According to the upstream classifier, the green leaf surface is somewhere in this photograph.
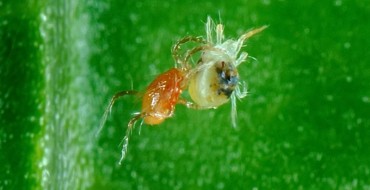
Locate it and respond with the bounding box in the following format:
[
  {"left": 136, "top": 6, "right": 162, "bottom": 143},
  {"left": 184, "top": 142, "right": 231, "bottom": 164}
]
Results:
[{"left": 1, "top": 0, "right": 369, "bottom": 189}]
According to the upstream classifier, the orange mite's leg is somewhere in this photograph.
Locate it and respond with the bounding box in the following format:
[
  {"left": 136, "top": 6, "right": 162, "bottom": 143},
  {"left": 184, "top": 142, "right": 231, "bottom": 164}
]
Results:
[
  {"left": 183, "top": 45, "right": 207, "bottom": 64},
  {"left": 98, "top": 89, "right": 148, "bottom": 165},
  {"left": 97, "top": 90, "right": 138, "bottom": 136},
  {"left": 119, "top": 112, "right": 146, "bottom": 165},
  {"left": 182, "top": 45, "right": 222, "bottom": 78},
  {"left": 172, "top": 36, "right": 205, "bottom": 70},
  {"left": 183, "top": 45, "right": 222, "bottom": 64}
]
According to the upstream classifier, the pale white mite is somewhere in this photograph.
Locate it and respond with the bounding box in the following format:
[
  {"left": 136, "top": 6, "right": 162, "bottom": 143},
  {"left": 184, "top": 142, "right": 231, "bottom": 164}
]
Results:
[{"left": 187, "top": 17, "right": 267, "bottom": 127}]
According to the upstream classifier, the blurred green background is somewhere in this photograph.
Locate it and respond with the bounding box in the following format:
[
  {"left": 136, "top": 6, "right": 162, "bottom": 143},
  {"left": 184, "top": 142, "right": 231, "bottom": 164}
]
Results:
[{"left": 1, "top": 0, "right": 369, "bottom": 189}]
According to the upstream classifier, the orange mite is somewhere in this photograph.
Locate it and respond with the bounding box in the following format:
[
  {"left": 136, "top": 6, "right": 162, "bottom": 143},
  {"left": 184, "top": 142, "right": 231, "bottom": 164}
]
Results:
[
  {"left": 97, "top": 31, "right": 206, "bottom": 164},
  {"left": 97, "top": 68, "right": 187, "bottom": 164},
  {"left": 141, "top": 68, "right": 185, "bottom": 125}
]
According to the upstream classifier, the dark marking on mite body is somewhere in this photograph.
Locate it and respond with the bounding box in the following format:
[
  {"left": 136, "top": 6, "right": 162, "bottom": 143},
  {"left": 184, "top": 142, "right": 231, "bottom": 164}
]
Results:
[{"left": 215, "top": 61, "right": 239, "bottom": 98}]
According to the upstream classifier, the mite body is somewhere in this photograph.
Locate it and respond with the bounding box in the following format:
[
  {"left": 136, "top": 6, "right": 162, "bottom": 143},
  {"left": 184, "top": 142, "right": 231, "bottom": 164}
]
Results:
[
  {"left": 187, "top": 17, "right": 267, "bottom": 127},
  {"left": 98, "top": 17, "right": 266, "bottom": 164},
  {"left": 98, "top": 68, "right": 187, "bottom": 164},
  {"left": 189, "top": 57, "right": 239, "bottom": 107},
  {"left": 141, "top": 68, "right": 185, "bottom": 125}
]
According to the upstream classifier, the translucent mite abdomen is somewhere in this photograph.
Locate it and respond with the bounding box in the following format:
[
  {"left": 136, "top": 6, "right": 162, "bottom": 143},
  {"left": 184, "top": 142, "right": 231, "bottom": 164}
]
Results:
[{"left": 189, "top": 59, "right": 239, "bottom": 108}]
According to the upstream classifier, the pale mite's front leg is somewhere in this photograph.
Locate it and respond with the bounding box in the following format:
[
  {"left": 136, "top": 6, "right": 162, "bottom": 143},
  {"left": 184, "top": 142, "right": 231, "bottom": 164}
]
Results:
[{"left": 177, "top": 98, "right": 216, "bottom": 110}]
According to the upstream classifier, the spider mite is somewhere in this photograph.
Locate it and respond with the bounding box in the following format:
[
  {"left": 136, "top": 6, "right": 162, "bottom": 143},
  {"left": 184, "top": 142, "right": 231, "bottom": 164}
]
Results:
[{"left": 98, "top": 17, "right": 266, "bottom": 164}]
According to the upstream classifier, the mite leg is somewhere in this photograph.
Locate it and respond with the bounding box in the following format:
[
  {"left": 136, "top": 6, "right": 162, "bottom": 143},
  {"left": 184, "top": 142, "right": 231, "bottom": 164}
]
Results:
[
  {"left": 205, "top": 16, "right": 224, "bottom": 43},
  {"left": 172, "top": 36, "right": 205, "bottom": 69},
  {"left": 96, "top": 90, "right": 138, "bottom": 136},
  {"left": 235, "top": 52, "right": 248, "bottom": 67},
  {"left": 230, "top": 93, "right": 238, "bottom": 129},
  {"left": 118, "top": 112, "right": 145, "bottom": 165},
  {"left": 183, "top": 45, "right": 222, "bottom": 64},
  {"left": 183, "top": 46, "right": 206, "bottom": 64},
  {"left": 177, "top": 98, "right": 216, "bottom": 110},
  {"left": 235, "top": 25, "right": 268, "bottom": 55},
  {"left": 206, "top": 16, "right": 214, "bottom": 43},
  {"left": 183, "top": 45, "right": 220, "bottom": 78}
]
